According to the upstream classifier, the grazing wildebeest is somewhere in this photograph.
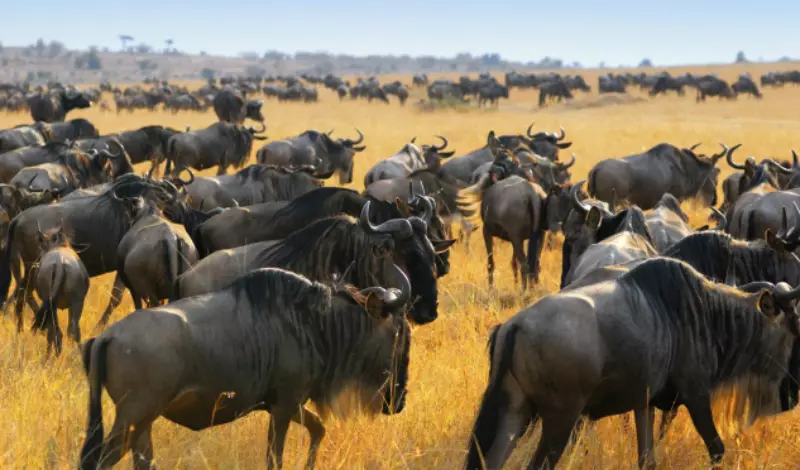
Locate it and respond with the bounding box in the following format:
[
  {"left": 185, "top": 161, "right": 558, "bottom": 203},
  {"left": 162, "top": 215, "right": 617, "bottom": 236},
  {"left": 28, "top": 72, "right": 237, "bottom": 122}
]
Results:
[
  {"left": 363, "top": 136, "right": 454, "bottom": 186},
  {"left": 176, "top": 203, "right": 445, "bottom": 325},
  {"left": 80, "top": 125, "right": 183, "bottom": 176},
  {"left": 457, "top": 153, "right": 570, "bottom": 291},
  {"left": 0, "top": 141, "right": 90, "bottom": 183},
  {"left": 645, "top": 193, "right": 693, "bottom": 252},
  {"left": 97, "top": 199, "right": 198, "bottom": 326},
  {"left": 732, "top": 75, "right": 762, "bottom": 99},
  {"left": 695, "top": 77, "right": 735, "bottom": 101},
  {"left": 588, "top": 143, "right": 730, "bottom": 209},
  {"left": 27, "top": 90, "right": 92, "bottom": 122},
  {"left": 412, "top": 73, "right": 429, "bottom": 87},
  {"left": 165, "top": 121, "right": 267, "bottom": 176},
  {"left": 184, "top": 164, "right": 330, "bottom": 210},
  {"left": 213, "top": 87, "right": 265, "bottom": 123},
  {"left": 257, "top": 129, "right": 365, "bottom": 185},
  {"left": 0, "top": 174, "right": 184, "bottom": 330},
  {"left": 538, "top": 80, "right": 573, "bottom": 107},
  {"left": 427, "top": 82, "right": 465, "bottom": 101},
  {"left": 477, "top": 83, "right": 509, "bottom": 107},
  {"left": 382, "top": 81, "right": 410, "bottom": 105},
  {"left": 648, "top": 75, "right": 685, "bottom": 96},
  {"left": 30, "top": 226, "right": 89, "bottom": 356},
  {"left": 465, "top": 257, "right": 800, "bottom": 470},
  {"left": 79, "top": 264, "right": 412, "bottom": 470},
  {"left": 598, "top": 75, "right": 626, "bottom": 94}
]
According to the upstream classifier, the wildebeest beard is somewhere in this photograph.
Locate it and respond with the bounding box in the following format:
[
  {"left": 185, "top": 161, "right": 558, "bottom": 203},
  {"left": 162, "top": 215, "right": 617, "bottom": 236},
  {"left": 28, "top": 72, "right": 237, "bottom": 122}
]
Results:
[
  {"left": 226, "top": 267, "right": 410, "bottom": 417},
  {"left": 251, "top": 216, "right": 438, "bottom": 324},
  {"left": 618, "top": 259, "right": 793, "bottom": 426}
]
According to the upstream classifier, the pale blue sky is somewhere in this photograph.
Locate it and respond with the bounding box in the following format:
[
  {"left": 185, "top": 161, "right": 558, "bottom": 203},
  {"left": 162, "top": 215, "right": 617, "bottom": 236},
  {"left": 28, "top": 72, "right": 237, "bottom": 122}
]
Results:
[{"left": 2, "top": 0, "right": 797, "bottom": 66}]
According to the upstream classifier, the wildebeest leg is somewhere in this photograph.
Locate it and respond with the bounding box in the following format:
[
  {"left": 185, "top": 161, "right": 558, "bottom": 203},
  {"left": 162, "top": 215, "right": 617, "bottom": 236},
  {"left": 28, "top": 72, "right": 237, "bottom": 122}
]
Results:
[
  {"left": 511, "top": 238, "right": 528, "bottom": 292},
  {"left": 291, "top": 406, "right": 326, "bottom": 469},
  {"left": 45, "top": 306, "right": 63, "bottom": 356},
  {"left": 15, "top": 265, "right": 38, "bottom": 332},
  {"left": 530, "top": 407, "right": 582, "bottom": 470},
  {"left": 131, "top": 424, "right": 154, "bottom": 470},
  {"left": 483, "top": 226, "right": 494, "bottom": 288},
  {"left": 98, "top": 273, "right": 126, "bottom": 327},
  {"left": 634, "top": 407, "right": 656, "bottom": 470},
  {"left": 657, "top": 407, "right": 678, "bottom": 442},
  {"left": 266, "top": 407, "right": 293, "bottom": 470},
  {"left": 96, "top": 413, "right": 158, "bottom": 469},
  {"left": 68, "top": 295, "right": 85, "bottom": 345},
  {"left": 483, "top": 381, "right": 536, "bottom": 469},
  {"left": 528, "top": 230, "right": 545, "bottom": 287},
  {"left": 511, "top": 256, "right": 518, "bottom": 286},
  {"left": 684, "top": 396, "right": 724, "bottom": 465}
]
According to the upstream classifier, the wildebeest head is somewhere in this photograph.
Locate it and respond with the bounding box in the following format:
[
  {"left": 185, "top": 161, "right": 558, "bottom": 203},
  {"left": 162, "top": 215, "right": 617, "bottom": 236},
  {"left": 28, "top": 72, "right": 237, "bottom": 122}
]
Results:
[
  {"left": 245, "top": 99, "right": 264, "bottom": 122},
  {"left": 727, "top": 145, "right": 791, "bottom": 194},
  {"left": 319, "top": 128, "right": 366, "bottom": 184},
  {"left": 36, "top": 225, "right": 71, "bottom": 252},
  {"left": 394, "top": 188, "right": 456, "bottom": 277},
  {"left": 682, "top": 142, "right": 730, "bottom": 205},
  {"left": 60, "top": 90, "right": 92, "bottom": 113},
  {"left": 419, "top": 135, "right": 455, "bottom": 171},
  {"left": 229, "top": 122, "right": 267, "bottom": 168},
  {"left": 100, "top": 138, "right": 135, "bottom": 179},
  {"left": 361, "top": 201, "right": 443, "bottom": 324},
  {"left": 0, "top": 185, "right": 58, "bottom": 218},
  {"left": 346, "top": 262, "right": 412, "bottom": 414},
  {"left": 543, "top": 183, "right": 576, "bottom": 232},
  {"left": 525, "top": 123, "right": 572, "bottom": 160}
]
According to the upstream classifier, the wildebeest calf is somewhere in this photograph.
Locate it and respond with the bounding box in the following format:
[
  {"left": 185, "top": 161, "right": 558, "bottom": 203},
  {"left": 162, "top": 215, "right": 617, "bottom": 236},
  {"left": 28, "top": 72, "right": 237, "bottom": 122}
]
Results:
[{"left": 31, "top": 227, "right": 89, "bottom": 355}]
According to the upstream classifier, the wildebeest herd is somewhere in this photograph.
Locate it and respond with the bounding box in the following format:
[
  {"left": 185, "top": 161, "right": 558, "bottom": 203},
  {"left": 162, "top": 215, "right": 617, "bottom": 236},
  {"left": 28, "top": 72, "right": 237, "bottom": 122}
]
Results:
[{"left": 2, "top": 72, "right": 800, "bottom": 470}]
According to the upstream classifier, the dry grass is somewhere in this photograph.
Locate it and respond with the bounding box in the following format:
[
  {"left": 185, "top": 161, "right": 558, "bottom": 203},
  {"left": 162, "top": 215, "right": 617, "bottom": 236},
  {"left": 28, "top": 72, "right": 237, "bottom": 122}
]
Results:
[{"left": 3, "top": 63, "right": 800, "bottom": 469}]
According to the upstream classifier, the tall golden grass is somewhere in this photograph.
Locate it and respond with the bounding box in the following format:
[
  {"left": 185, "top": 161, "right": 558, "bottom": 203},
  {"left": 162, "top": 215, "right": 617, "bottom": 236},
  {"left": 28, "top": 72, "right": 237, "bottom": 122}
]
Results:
[{"left": 3, "top": 63, "right": 800, "bottom": 469}]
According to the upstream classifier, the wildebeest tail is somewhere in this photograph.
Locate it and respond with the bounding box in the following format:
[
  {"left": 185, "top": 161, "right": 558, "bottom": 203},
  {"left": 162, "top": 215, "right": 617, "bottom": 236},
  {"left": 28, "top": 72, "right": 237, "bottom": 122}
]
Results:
[
  {"left": 0, "top": 217, "right": 19, "bottom": 303},
  {"left": 79, "top": 337, "right": 110, "bottom": 470},
  {"left": 587, "top": 166, "right": 599, "bottom": 198},
  {"left": 166, "top": 236, "right": 182, "bottom": 302},
  {"left": 465, "top": 323, "right": 520, "bottom": 470},
  {"left": 164, "top": 135, "right": 177, "bottom": 175},
  {"left": 31, "top": 265, "right": 64, "bottom": 332},
  {"left": 456, "top": 174, "right": 489, "bottom": 226}
]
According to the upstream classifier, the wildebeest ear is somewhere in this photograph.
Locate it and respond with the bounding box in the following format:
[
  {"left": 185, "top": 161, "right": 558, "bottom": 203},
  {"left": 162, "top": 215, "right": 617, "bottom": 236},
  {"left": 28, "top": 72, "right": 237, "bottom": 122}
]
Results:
[
  {"left": 432, "top": 238, "right": 457, "bottom": 254},
  {"left": 586, "top": 206, "right": 603, "bottom": 230},
  {"left": 756, "top": 290, "right": 779, "bottom": 317},
  {"left": 364, "top": 292, "right": 388, "bottom": 318},
  {"left": 487, "top": 131, "right": 499, "bottom": 153}
]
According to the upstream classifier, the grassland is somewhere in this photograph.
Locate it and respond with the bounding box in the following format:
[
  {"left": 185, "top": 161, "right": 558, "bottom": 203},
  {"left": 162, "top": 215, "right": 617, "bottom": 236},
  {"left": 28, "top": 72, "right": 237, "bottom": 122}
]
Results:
[{"left": 2, "top": 63, "right": 800, "bottom": 469}]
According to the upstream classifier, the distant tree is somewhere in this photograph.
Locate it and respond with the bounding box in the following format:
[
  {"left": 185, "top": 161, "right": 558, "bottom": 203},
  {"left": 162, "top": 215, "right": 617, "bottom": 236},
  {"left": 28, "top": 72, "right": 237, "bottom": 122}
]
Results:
[
  {"left": 200, "top": 67, "right": 217, "bottom": 80},
  {"left": 779, "top": 56, "right": 793, "bottom": 63},
  {"left": 0, "top": 42, "right": 4, "bottom": 52},
  {"left": 135, "top": 43, "right": 153, "bottom": 54},
  {"left": 47, "top": 41, "right": 65, "bottom": 58},
  {"left": 86, "top": 47, "right": 102, "bottom": 70},
  {"left": 240, "top": 51, "right": 260, "bottom": 61},
  {"left": 164, "top": 39, "right": 174, "bottom": 54},
  {"left": 200, "top": 51, "right": 208, "bottom": 56},
  {"left": 119, "top": 35, "right": 134, "bottom": 52},
  {"left": 638, "top": 58, "right": 653, "bottom": 68},
  {"left": 35, "top": 38, "right": 46, "bottom": 56},
  {"left": 138, "top": 59, "right": 157, "bottom": 72},
  {"left": 735, "top": 51, "right": 749, "bottom": 63},
  {"left": 481, "top": 53, "right": 501, "bottom": 66},
  {"left": 598, "top": 61, "right": 606, "bottom": 68}
]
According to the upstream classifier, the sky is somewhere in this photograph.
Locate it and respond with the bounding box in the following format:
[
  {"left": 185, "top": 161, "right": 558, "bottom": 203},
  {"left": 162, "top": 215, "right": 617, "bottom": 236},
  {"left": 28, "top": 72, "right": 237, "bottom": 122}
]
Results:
[{"left": 2, "top": 0, "right": 797, "bottom": 67}]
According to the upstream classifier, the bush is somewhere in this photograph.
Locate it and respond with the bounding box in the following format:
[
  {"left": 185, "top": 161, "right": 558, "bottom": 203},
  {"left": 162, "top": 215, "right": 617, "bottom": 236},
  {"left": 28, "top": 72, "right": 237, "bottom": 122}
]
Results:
[{"left": 200, "top": 68, "right": 217, "bottom": 80}]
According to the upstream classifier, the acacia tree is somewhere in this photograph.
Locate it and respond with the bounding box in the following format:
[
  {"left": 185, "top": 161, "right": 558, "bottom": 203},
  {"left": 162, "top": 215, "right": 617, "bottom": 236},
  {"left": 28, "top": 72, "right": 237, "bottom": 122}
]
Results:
[{"left": 119, "top": 35, "right": 134, "bottom": 52}]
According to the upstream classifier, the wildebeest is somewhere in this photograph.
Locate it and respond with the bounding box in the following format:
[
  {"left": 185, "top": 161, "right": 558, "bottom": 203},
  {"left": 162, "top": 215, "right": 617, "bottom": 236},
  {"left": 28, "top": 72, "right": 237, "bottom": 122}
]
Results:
[
  {"left": 427, "top": 82, "right": 465, "bottom": 102},
  {"left": 457, "top": 151, "right": 569, "bottom": 291},
  {"left": 10, "top": 140, "right": 132, "bottom": 195},
  {"left": 412, "top": 73, "right": 429, "bottom": 87},
  {"left": 97, "top": 199, "right": 198, "bottom": 326},
  {"left": 0, "top": 141, "right": 88, "bottom": 183},
  {"left": 175, "top": 203, "right": 445, "bottom": 325},
  {"left": 720, "top": 147, "right": 789, "bottom": 212},
  {"left": 732, "top": 75, "right": 762, "bottom": 99},
  {"left": 0, "top": 174, "right": 184, "bottom": 330},
  {"left": 477, "top": 83, "right": 509, "bottom": 107},
  {"left": 645, "top": 193, "right": 693, "bottom": 252},
  {"left": 79, "top": 125, "right": 183, "bottom": 176},
  {"left": 598, "top": 75, "right": 626, "bottom": 94},
  {"left": 183, "top": 164, "right": 329, "bottom": 210},
  {"left": 213, "top": 87, "right": 265, "bottom": 123},
  {"left": 165, "top": 121, "right": 267, "bottom": 176},
  {"left": 588, "top": 143, "right": 730, "bottom": 209},
  {"left": 47, "top": 118, "right": 100, "bottom": 142},
  {"left": 382, "top": 81, "right": 410, "bottom": 105},
  {"left": 79, "top": 264, "right": 412, "bottom": 470},
  {"left": 30, "top": 226, "right": 89, "bottom": 355},
  {"left": 363, "top": 136, "right": 454, "bottom": 186},
  {"left": 695, "top": 76, "right": 735, "bottom": 101},
  {"left": 465, "top": 257, "right": 800, "bottom": 470},
  {"left": 538, "top": 80, "right": 573, "bottom": 107},
  {"left": 27, "top": 90, "right": 92, "bottom": 122},
  {"left": 648, "top": 75, "right": 685, "bottom": 96},
  {"left": 256, "top": 129, "right": 365, "bottom": 184},
  {"left": 0, "top": 124, "right": 50, "bottom": 153}
]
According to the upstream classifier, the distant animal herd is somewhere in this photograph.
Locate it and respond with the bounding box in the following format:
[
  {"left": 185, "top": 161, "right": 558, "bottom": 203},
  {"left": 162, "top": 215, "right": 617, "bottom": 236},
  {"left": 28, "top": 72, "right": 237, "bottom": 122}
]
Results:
[{"left": 2, "top": 68, "right": 800, "bottom": 469}]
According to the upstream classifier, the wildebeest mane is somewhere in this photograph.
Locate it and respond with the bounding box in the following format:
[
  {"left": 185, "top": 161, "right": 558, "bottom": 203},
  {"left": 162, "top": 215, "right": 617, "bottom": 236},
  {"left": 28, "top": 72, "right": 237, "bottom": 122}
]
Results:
[
  {"left": 253, "top": 216, "right": 388, "bottom": 289},
  {"left": 664, "top": 231, "right": 800, "bottom": 286},
  {"left": 618, "top": 257, "right": 788, "bottom": 425}
]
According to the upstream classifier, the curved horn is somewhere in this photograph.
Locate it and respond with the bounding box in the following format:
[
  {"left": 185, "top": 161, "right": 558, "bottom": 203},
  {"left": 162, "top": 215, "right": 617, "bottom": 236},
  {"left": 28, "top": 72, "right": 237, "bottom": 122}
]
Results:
[
  {"left": 712, "top": 143, "right": 733, "bottom": 163},
  {"left": 433, "top": 135, "right": 448, "bottom": 151},
  {"left": 710, "top": 206, "right": 727, "bottom": 230},
  {"left": 359, "top": 262, "right": 411, "bottom": 312},
  {"left": 609, "top": 189, "right": 617, "bottom": 214},
  {"left": 410, "top": 137, "right": 417, "bottom": 144},
  {"left": 570, "top": 179, "right": 591, "bottom": 215},
  {"left": 254, "top": 121, "right": 266, "bottom": 133},
  {"left": 737, "top": 281, "right": 776, "bottom": 294},
  {"left": 557, "top": 153, "right": 576, "bottom": 170},
  {"left": 725, "top": 143, "right": 747, "bottom": 170},
  {"left": 175, "top": 167, "right": 195, "bottom": 186},
  {"left": 417, "top": 195, "right": 434, "bottom": 224},
  {"left": 359, "top": 201, "right": 413, "bottom": 236},
  {"left": 763, "top": 158, "right": 794, "bottom": 175},
  {"left": 689, "top": 142, "right": 702, "bottom": 151},
  {"left": 526, "top": 122, "right": 535, "bottom": 138},
  {"left": 553, "top": 126, "right": 566, "bottom": 141},
  {"left": 793, "top": 149, "right": 799, "bottom": 169},
  {"left": 772, "top": 282, "right": 800, "bottom": 302}
]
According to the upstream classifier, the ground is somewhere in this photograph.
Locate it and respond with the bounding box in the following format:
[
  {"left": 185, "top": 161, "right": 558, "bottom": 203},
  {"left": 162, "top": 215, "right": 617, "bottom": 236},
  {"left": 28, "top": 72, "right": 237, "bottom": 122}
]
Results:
[{"left": 2, "top": 63, "right": 800, "bottom": 469}]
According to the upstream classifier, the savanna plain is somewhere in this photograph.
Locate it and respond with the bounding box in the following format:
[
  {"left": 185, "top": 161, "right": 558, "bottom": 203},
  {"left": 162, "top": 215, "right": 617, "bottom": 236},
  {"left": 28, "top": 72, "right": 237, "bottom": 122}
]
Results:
[{"left": 3, "top": 63, "right": 800, "bottom": 469}]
